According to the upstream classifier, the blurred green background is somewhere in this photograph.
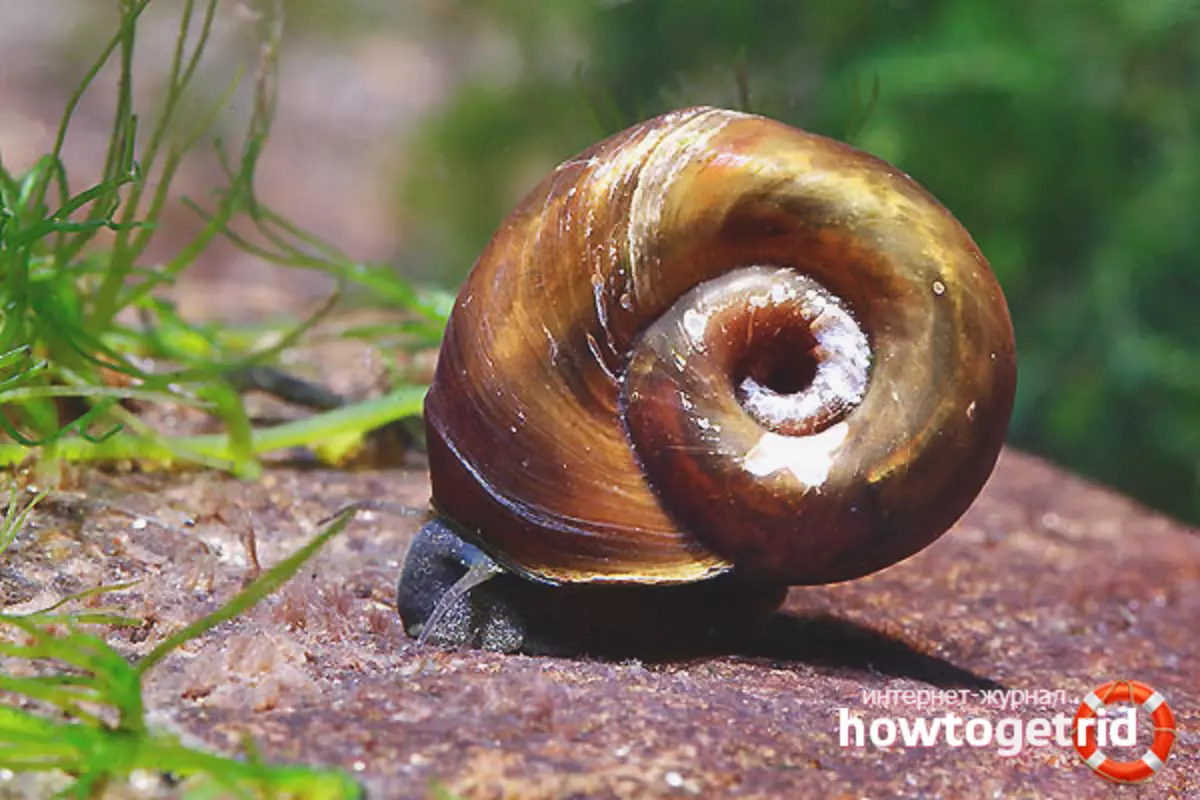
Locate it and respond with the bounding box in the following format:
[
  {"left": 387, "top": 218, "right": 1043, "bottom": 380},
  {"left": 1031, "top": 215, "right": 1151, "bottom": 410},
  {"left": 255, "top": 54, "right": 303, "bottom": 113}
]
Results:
[
  {"left": 394, "top": 0, "right": 1200, "bottom": 526},
  {"left": 7, "top": 0, "right": 1198, "bottom": 526}
]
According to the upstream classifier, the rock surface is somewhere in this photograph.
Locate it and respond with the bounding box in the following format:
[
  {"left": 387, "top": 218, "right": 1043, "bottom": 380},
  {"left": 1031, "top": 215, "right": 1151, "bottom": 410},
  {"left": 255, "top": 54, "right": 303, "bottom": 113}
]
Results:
[{"left": 3, "top": 448, "right": 1197, "bottom": 798}]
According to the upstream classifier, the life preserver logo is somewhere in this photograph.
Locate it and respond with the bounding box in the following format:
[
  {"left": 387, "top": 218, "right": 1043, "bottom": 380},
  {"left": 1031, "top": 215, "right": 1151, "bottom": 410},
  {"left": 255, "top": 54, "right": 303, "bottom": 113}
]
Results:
[{"left": 1072, "top": 680, "right": 1176, "bottom": 784}]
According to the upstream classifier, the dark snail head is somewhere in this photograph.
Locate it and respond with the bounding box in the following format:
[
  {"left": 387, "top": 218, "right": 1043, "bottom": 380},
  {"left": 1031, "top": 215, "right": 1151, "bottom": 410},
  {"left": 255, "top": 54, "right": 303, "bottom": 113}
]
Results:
[{"left": 399, "top": 106, "right": 1016, "bottom": 652}]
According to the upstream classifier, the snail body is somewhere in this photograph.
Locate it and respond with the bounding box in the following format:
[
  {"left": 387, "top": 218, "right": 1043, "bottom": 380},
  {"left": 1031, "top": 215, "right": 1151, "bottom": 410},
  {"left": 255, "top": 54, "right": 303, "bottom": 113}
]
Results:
[{"left": 398, "top": 106, "right": 1016, "bottom": 652}]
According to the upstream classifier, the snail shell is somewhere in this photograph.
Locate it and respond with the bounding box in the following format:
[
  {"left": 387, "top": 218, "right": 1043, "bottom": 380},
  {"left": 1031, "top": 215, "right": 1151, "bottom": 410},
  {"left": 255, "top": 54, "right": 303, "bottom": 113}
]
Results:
[{"left": 424, "top": 106, "right": 1016, "bottom": 587}]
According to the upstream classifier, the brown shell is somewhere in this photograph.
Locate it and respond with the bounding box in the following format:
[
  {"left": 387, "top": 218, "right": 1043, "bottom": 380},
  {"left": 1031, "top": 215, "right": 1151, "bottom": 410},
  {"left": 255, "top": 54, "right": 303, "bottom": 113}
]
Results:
[{"left": 423, "top": 106, "right": 1016, "bottom": 586}]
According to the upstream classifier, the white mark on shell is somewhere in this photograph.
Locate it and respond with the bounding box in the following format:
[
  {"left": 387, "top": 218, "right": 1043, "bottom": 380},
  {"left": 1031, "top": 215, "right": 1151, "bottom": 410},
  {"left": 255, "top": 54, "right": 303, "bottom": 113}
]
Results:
[
  {"left": 682, "top": 308, "right": 709, "bottom": 342},
  {"left": 743, "top": 422, "right": 850, "bottom": 488}
]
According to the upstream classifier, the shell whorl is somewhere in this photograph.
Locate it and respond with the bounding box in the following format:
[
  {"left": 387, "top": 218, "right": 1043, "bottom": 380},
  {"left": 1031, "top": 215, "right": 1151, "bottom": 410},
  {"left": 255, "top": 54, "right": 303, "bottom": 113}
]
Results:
[{"left": 424, "top": 106, "right": 1016, "bottom": 585}]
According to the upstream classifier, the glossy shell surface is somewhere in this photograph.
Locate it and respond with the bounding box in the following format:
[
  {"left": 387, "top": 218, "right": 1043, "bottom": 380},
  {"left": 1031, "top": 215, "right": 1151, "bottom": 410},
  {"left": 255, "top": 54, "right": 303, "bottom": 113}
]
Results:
[{"left": 424, "top": 106, "right": 1016, "bottom": 585}]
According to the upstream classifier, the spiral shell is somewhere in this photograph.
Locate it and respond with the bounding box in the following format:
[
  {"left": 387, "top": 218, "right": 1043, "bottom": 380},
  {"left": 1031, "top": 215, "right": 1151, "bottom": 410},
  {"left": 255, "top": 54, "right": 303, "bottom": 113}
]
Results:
[{"left": 423, "top": 106, "right": 1016, "bottom": 586}]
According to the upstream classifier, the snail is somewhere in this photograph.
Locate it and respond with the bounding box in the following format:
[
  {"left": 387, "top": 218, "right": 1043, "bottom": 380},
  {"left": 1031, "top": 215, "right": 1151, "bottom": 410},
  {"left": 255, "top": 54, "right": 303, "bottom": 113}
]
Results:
[{"left": 396, "top": 106, "right": 1016, "bottom": 654}]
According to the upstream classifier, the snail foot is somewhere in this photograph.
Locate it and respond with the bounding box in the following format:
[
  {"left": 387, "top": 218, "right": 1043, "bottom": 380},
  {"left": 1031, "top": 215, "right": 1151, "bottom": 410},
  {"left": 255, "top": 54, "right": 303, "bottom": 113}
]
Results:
[
  {"left": 396, "top": 518, "right": 529, "bottom": 652},
  {"left": 396, "top": 518, "right": 789, "bottom": 657}
]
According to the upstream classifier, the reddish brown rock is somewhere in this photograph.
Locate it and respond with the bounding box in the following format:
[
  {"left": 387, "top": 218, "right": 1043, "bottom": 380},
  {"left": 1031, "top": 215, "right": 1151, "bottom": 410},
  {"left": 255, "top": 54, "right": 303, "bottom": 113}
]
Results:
[{"left": 3, "top": 449, "right": 1197, "bottom": 798}]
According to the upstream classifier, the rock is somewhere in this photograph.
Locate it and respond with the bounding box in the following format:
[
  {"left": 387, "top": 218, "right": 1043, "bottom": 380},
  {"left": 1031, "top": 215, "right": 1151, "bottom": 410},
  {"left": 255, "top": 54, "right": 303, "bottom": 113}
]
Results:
[{"left": 4, "top": 449, "right": 1197, "bottom": 798}]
